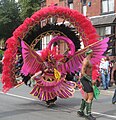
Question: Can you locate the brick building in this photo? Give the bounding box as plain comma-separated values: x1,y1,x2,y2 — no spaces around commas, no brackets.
40,0,116,57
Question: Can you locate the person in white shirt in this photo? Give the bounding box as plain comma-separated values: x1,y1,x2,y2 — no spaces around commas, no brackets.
100,57,110,90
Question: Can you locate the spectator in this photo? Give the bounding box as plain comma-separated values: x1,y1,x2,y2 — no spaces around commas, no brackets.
112,89,116,104
111,57,116,85
100,57,110,90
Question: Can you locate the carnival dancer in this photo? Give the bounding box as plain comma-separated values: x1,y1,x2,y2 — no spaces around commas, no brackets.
77,49,96,120
1,6,109,111
29,68,57,106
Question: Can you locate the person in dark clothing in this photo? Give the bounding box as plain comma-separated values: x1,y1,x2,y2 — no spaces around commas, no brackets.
112,89,116,104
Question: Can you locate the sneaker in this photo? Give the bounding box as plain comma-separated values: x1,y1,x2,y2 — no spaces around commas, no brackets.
103,88,107,90
85,114,96,120
106,87,108,90
112,101,116,104
46,101,50,106
46,101,56,107
77,111,84,117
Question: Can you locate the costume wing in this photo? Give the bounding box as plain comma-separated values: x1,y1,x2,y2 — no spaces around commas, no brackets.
58,37,109,74
21,41,44,75
90,37,109,64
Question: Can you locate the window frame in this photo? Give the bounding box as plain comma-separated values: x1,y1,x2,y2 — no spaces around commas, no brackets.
68,0,74,9
101,0,114,14
69,2,73,9
96,26,112,39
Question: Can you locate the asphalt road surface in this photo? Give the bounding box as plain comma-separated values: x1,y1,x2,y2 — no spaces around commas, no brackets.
0,83,116,120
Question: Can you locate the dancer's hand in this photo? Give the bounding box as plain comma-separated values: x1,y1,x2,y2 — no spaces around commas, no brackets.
92,80,96,85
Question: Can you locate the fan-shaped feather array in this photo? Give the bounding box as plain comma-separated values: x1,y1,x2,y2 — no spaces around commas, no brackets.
1,6,109,102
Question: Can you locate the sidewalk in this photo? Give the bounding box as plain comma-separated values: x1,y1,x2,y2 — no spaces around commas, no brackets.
99,85,116,96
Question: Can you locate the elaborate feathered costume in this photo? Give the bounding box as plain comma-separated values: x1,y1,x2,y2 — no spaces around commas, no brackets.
1,6,109,103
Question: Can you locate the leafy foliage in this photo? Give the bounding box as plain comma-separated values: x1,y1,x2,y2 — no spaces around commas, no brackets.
0,0,21,40
18,0,41,21
0,0,41,41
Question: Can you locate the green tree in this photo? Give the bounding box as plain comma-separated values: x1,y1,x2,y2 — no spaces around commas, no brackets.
18,0,41,21
0,0,21,40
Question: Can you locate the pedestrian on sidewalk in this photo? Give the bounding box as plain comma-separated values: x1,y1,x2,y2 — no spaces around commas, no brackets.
111,58,116,85
112,89,116,104
100,57,110,90
77,49,96,120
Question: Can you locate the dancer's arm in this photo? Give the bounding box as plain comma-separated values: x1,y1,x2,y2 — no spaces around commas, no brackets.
31,71,43,80
81,59,88,77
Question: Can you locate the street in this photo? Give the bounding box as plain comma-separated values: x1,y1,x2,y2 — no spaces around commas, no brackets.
0,0,116,120
0,82,116,120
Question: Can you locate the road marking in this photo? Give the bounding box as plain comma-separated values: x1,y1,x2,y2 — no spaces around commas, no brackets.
93,112,116,119
0,91,38,101
0,91,116,119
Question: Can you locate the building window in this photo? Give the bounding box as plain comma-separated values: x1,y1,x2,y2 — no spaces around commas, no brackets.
105,26,111,35
42,35,52,49
68,0,73,9
102,0,114,13
40,0,46,8
96,26,111,39
69,3,73,9
83,5,87,16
